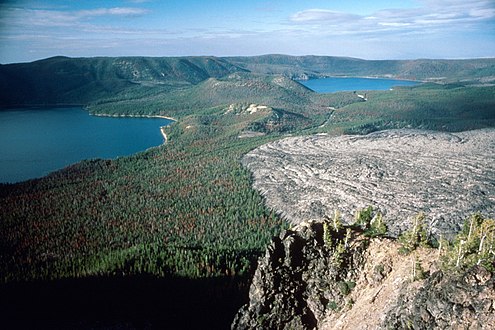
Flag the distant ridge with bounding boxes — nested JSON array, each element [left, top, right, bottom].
[[0, 56, 246, 107], [226, 54, 495, 81], [1, 55, 494, 107]]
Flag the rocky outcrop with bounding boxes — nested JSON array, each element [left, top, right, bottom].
[[235, 129, 495, 329], [232, 221, 368, 329], [242, 129, 495, 238], [232, 221, 495, 329], [384, 266, 495, 329]]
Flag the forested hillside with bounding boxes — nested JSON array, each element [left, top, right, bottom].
[[1, 55, 494, 107], [1, 79, 495, 282], [226, 55, 495, 81], [0, 56, 245, 106], [1, 55, 495, 328]]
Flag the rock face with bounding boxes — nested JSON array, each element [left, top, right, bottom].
[[232, 222, 495, 330], [242, 129, 495, 237], [384, 265, 495, 329], [232, 221, 368, 329], [235, 129, 495, 329]]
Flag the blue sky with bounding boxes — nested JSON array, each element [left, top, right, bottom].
[[0, 0, 494, 63]]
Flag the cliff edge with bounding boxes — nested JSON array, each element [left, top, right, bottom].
[[232, 220, 495, 329]]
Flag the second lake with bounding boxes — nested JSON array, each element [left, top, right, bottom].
[[298, 77, 419, 93]]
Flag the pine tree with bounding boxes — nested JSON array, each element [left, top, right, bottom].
[[398, 213, 430, 255], [323, 221, 333, 248], [333, 210, 343, 232]]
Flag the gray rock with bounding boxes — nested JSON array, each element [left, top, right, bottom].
[[242, 129, 495, 238], [232, 221, 367, 329], [234, 129, 495, 329], [232, 222, 495, 329], [383, 266, 495, 329]]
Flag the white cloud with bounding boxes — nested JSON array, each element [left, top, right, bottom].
[[86, 7, 149, 17], [126, 0, 152, 3], [291, 9, 360, 23], [0, 6, 149, 28], [1, 0, 494, 62], [289, 0, 495, 36], [378, 22, 411, 27]]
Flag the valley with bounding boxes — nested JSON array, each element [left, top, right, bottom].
[[0, 55, 495, 329]]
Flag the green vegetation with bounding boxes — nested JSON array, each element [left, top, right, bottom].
[[322, 206, 388, 268], [0, 109, 288, 282], [398, 213, 430, 255], [2, 55, 495, 108], [0, 56, 244, 107], [322, 214, 346, 267], [327, 300, 339, 311], [87, 72, 326, 127], [337, 280, 356, 296], [324, 210, 344, 248], [329, 84, 495, 134], [440, 214, 495, 272], [395, 213, 495, 279], [353, 206, 388, 238], [412, 256, 427, 281], [226, 55, 495, 82], [1, 55, 495, 284]]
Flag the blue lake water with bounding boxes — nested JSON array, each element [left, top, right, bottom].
[[0, 107, 172, 183], [298, 77, 419, 93]]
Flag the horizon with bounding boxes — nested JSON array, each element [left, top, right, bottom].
[[0, 0, 494, 64], [5, 53, 495, 66]]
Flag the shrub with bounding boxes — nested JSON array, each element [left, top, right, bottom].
[[352, 206, 387, 237], [441, 214, 495, 272], [412, 256, 427, 281], [327, 300, 339, 311], [398, 213, 430, 255]]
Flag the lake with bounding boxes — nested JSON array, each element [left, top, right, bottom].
[[298, 77, 419, 93], [0, 108, 172, 183], [0, 77, 417, 183]]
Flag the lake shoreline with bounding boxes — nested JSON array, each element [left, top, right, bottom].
[[298, 75, 424, 83], [89, 112, 176, 144], [90, 112, 177, 122], [0, 104, 86, 110], [298, 76, 421, 94], [0, 108, 174, 183]]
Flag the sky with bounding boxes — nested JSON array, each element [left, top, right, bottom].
[[0, 0, 494, 63]]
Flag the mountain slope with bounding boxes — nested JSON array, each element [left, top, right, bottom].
[[233, 220, 495, 329], [86, 72, 331, 129], [226, 54, 495, 82], [0, 56, 245, 106], [1, 55, 495, 107]]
